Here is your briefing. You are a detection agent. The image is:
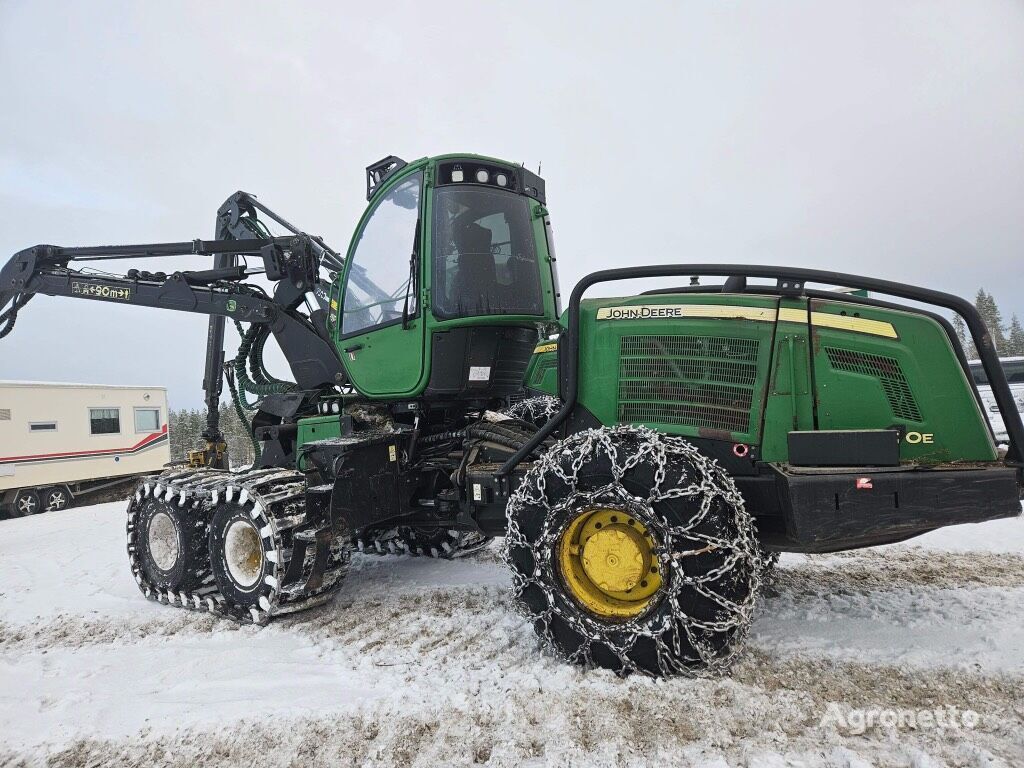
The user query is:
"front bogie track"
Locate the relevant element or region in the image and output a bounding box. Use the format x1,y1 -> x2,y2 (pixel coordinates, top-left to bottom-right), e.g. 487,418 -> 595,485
126,466 -> 350,625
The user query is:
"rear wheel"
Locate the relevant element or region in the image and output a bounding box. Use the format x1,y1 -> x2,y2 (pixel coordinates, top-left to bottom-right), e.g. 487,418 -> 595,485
505,425 -> 762,677
208,503 -> 274,611
42,486 -> 73,512
12,489 -> 41,517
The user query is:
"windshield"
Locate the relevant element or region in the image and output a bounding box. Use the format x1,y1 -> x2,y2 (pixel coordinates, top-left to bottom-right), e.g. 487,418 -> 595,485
341,173 -> 421,335
431,186 -> 543,319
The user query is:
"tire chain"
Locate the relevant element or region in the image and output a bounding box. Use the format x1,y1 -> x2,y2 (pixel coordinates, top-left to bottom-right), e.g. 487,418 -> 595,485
127,466 -> 350,625
504,395 -> 561,425
503,424 -> 764,677
760,550 -> 781,584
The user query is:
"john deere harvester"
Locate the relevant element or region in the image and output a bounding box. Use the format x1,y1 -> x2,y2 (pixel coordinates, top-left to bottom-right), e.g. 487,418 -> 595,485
1,153 -> 1021,677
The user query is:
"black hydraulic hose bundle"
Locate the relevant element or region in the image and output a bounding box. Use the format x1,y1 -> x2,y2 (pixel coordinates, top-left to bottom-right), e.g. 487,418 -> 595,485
227,320 -> 298,463
233,321 -> 295,400
225,368 -> 263,463
465,422 -> 541,453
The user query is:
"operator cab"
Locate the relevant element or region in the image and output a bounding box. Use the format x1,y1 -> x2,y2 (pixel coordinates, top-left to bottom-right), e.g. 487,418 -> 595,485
333,155 -> 559,403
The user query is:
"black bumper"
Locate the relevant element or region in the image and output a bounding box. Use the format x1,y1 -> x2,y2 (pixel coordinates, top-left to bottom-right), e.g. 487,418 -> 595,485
741,463 -> 1022,553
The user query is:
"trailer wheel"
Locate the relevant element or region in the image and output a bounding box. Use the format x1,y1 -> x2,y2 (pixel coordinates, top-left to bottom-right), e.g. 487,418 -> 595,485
42,486 -> 73,512
133,496 -> 210,591
12,489 -> 41,517
505,425 -> 762,677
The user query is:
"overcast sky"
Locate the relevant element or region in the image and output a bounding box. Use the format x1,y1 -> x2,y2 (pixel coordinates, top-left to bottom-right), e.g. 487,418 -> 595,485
2,1 -> 1023,409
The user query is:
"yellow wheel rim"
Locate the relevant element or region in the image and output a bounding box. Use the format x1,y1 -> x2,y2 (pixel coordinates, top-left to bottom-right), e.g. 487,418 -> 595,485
556,508 -> 663,620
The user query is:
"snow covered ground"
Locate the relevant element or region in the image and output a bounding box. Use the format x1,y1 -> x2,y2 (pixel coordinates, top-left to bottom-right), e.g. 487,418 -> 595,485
0,502 -> 1022,767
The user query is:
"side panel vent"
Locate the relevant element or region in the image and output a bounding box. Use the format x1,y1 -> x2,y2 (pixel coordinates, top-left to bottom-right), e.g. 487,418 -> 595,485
618,335 -> 760,434
824,347 -> 922,421
0,409 -> 9,421
529,356 -> 557,388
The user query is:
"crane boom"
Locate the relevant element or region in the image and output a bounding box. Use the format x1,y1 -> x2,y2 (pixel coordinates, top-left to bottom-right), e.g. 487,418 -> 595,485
0,195 -> 347,468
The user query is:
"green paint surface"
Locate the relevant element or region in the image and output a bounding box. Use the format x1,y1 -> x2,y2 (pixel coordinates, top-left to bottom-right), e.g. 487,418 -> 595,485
328,154 -> 559,400
529,292 -> 996,465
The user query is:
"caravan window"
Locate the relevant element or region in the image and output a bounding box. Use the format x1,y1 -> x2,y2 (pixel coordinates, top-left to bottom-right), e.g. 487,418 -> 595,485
134,408 -> 161,433
90,408 -> 120,435
29,422 -> 57,432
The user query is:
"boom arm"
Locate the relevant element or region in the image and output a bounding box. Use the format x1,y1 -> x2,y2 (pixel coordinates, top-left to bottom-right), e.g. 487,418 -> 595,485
0,236 -> 345,391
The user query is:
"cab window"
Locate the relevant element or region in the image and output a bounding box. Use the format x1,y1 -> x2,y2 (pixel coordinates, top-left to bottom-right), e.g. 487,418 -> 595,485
431,186 -> 543,319
341,172 -> 422,336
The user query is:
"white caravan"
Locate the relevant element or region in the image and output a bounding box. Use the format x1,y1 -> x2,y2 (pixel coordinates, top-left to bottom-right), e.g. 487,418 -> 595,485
967,357 -> 1024,444
0,381 -> 170,516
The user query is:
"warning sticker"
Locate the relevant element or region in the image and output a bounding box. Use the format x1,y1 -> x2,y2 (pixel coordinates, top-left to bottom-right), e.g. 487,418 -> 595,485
71,281 -> 133,301
468,366 -> 491,382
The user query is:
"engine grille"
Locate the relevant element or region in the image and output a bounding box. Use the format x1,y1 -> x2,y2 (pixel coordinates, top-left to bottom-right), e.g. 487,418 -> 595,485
529,355 -> 557,388
824,346 -> 922,421
617,335 -> 760,434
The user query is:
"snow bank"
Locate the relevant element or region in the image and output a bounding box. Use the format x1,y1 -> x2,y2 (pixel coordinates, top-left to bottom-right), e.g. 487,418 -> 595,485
0,502 -> 1021,767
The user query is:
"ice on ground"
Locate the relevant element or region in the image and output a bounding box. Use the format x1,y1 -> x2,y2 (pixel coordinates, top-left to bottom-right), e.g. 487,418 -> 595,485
0,501 -> 1021,767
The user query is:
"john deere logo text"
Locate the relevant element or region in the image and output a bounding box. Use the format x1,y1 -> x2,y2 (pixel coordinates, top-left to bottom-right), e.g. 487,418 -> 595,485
71,281 -> 133,301
598,306 -> 690,320
595,304 -> 777,322
904,431 -> 934,444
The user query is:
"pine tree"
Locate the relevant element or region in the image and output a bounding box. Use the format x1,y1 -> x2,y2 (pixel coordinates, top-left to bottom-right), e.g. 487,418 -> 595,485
974,289 -> 991,342
169,408 -> 185,461
971,289 -> 1008,355
218,400 -> 256,469
988,293 -> 1008,354
186,409 -> 204,454
1008,315 -> 1024,356
951,315 -> 977,359
167,403 -> 257,467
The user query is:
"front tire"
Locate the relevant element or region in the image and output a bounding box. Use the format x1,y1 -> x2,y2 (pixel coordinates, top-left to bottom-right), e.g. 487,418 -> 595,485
505,425 -> 762,677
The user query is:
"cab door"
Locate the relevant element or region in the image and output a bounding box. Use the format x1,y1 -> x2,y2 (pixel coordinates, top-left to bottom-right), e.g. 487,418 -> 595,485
336,170 -> 426,397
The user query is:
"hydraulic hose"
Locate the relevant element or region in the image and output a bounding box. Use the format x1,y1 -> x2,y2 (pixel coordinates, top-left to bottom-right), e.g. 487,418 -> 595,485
233,321 -> 295,398
227,320 -> 299,465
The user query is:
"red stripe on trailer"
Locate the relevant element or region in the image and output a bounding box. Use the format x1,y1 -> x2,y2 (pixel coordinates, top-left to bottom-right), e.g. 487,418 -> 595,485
0,424 -> 168,464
